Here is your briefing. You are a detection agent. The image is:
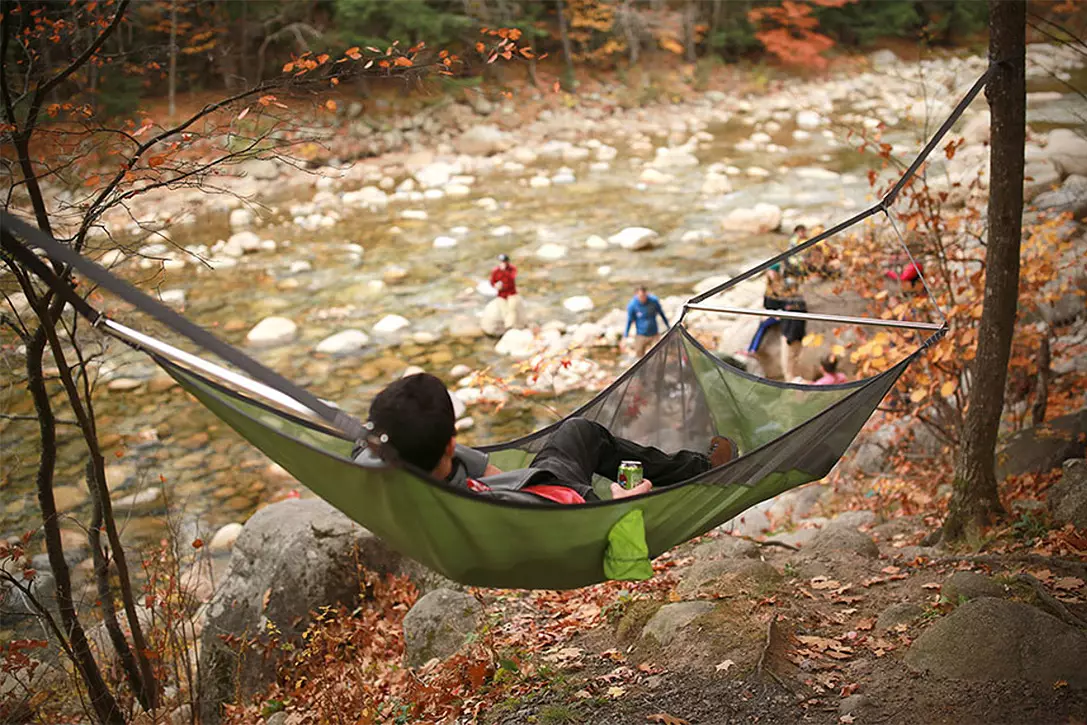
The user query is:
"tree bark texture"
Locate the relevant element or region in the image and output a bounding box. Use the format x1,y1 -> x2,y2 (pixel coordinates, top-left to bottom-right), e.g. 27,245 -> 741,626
555,0 -> 576,92
944,0 -> 1025,543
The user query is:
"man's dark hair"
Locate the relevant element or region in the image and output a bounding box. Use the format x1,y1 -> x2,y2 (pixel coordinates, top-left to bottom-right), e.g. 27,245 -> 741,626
636,285 -> 648,293
794,224 -> 808,234
369,373 -> 455,471
821,354 -> 839,374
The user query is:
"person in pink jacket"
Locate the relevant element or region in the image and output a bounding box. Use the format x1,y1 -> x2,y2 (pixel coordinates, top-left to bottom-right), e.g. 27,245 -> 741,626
813,354 -> 848,386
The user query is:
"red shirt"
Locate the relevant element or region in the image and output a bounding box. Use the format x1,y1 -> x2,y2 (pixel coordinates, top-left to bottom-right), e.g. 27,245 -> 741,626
490,264 -> 518,299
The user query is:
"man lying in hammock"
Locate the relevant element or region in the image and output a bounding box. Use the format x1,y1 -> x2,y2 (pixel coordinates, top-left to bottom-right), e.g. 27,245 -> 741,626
353,373 -> 739,505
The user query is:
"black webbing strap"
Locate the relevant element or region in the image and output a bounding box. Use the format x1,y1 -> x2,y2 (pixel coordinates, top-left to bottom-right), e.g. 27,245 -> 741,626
685,64 -> 995,308
0,212 -> 367,441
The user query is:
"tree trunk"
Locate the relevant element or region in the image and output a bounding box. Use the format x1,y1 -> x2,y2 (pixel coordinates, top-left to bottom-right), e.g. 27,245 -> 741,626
683,0 -> 698,64
23,322 -> 124,725
943,0 -> 1025,544
555,0 -> 576,92
168,0 -> 178,120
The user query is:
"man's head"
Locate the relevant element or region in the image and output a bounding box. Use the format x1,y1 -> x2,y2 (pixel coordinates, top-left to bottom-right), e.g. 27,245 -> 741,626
635,285 -> 648,303
793,224 -> 808,237
368,373 -> 455,473
821,354 -> 839,375
497,253 -> 510,268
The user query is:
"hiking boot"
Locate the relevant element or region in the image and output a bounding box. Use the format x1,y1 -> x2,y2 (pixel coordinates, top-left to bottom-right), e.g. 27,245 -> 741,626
709,435 -> 739,467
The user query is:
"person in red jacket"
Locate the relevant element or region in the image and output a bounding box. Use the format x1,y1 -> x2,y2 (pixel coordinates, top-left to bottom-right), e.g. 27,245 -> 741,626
483,253 -> 522,334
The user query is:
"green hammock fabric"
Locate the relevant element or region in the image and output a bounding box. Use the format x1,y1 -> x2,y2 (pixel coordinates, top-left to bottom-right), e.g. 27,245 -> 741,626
162,327 -> 912,590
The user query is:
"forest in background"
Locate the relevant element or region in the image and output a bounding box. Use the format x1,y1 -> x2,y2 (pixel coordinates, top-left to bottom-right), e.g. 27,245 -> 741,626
27,0 -> 1003,120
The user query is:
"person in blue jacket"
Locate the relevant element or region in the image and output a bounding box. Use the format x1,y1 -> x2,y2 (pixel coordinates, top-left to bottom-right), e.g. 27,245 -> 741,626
624,286 -> 670,357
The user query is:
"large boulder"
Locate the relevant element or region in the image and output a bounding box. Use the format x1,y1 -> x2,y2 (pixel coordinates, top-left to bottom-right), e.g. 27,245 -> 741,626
905,598 -> 1087,687
996,408 -> 1087,479
1048,458 -> 1087,529
401,588 -> 483,667
1033,174 -> 1087,219
803,527 -> 879,559
942,571 -> 1006,603
1023,159 -> 1062,202
198,499 -> 448,724
641,602 -> 715,646
1044,128 -> 1087,177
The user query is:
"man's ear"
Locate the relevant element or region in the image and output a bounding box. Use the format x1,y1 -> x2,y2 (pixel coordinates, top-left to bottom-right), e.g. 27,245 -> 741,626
445,437 -> 456,458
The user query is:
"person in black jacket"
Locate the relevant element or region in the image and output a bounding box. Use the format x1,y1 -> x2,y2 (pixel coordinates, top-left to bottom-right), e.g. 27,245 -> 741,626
354,373 -> 738,505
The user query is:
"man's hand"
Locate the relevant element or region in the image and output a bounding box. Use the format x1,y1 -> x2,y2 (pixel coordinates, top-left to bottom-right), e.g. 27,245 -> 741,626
483,463 -> 503,477
610,479 -> 653,499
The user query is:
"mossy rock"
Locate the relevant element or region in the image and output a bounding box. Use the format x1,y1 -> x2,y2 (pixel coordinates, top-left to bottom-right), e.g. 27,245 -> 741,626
615,598 -> 664,643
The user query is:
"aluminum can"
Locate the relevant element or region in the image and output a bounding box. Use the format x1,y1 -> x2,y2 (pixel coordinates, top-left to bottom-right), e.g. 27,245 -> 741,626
617,460 -> 644,490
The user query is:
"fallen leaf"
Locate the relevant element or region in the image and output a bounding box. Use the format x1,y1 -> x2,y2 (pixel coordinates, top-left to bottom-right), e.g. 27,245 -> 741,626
1053,577 -> 1084,591
811,576 -> 841,590
840,682 -> 860,697
855,618 -> 875,631
840,715 -> 856,724
1054,679 -> 1068,690
647,714 -> 689,725
881,565 -> 901,575
921,582 -> 941,590
607,686 -> 626,699
715,659 -> 735,672
574,689 -> 592,699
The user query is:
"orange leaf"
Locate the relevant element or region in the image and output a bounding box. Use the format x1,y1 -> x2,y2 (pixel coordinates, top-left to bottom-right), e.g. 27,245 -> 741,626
282,61 -> 294,73
647,714 -> 689,725
325,99 -> 337,111
148,155 -> 166,168
84,175 -> 100,187
393,56 -> 413,67
316,53 -> 329,64
476,41 -> 485,53
910,387 -> 927,403
940,380 -> 957,398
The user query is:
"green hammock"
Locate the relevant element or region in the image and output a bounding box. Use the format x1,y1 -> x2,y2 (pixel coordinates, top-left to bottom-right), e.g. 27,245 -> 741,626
154,332 -> 911,590
0,67 -> 991,590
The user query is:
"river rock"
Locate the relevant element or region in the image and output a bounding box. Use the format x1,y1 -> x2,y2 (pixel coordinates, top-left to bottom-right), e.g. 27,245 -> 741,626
342,186 -> 388,210
1047,458 -> 1087,529
905,597 -> 1087,686
433,235 -> 458,249
868,48 -> 898,69
641,602 -> 715,646
208,523 -> 244,553
316,329 -> 370,354
228,208 -> 253,230
585,234 -> 608,249
796,110 -> 823,129
454,125 -> 508,156
414,162 -> 457,188
563,296 -> 594,313
450,364 -> 471,378
494,328 -> 535,358
529,175 -> 551,188
1023,159 -> 1062,201
639,168 -> 673,184
1033,174 -> 1087,218
112,487 -> 166,515
223,231 -> 261,257
961,111 -> 990,145
650,146 -> 699,169
199,499 -> 451,723
607,227 -> 659,250
676,557 -> 781,598
160,289 -> 186,308
536,243 -> 567,260
700,173 -> 732,195
720,203 -> 782,234
238,158 -> 279,181
246,317 -> 298,346
402,588 -> 483,667
1044,128 -> 1087,177
372,315 -> 410,334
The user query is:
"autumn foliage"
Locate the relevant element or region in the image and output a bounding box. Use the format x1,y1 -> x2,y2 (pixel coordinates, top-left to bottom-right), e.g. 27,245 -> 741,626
748,0 -> 857,69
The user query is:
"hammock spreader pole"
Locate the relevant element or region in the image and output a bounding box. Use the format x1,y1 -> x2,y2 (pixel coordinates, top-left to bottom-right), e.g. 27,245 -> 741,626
102,319 -> 348,437
684,303 -> 946,332
0,211 -> 367,441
